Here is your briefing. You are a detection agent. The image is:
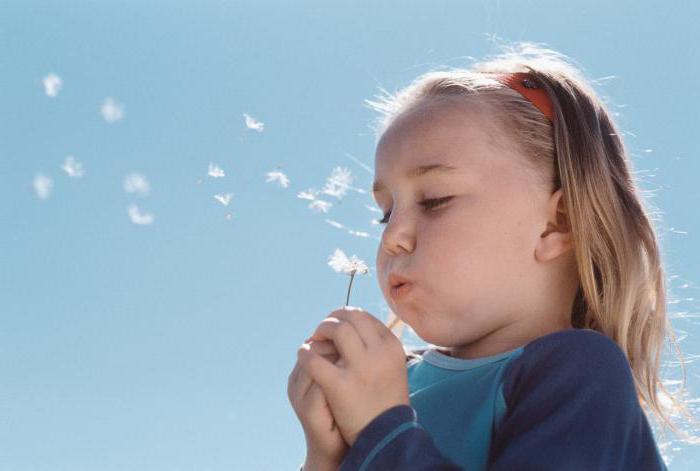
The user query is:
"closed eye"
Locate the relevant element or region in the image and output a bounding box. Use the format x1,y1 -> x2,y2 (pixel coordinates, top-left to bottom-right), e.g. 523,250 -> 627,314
377,196 -> 454,225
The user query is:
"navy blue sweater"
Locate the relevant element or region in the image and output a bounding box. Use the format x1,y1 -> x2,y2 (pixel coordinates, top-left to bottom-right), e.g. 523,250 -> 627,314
332,328 -> 667,470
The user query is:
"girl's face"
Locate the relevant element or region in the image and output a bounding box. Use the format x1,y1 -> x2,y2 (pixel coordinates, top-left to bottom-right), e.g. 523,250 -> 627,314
373,99 -> 575,358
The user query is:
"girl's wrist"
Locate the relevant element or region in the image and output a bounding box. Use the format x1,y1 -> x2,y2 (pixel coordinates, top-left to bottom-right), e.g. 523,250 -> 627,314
302,454 -> 340,471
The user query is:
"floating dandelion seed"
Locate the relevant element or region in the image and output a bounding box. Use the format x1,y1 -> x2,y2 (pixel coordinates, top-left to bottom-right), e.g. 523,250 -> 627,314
297,188 -> 319,201
61,155 -> 85,178
243,113 -> 264,132
309,199 -> 332,213
348,230 -> 370,238
328,248 -> 369,306
127,204 -> 154,225
208,163 -> 225,178
325,219 -> 345,229
123,173 -> 150,196
33,173 -> 53,200
214,193 -> 233,206
321,166 -> 353,200
101,97 -> 125,123
265,169 -> 290,188
42,73 -> 63,97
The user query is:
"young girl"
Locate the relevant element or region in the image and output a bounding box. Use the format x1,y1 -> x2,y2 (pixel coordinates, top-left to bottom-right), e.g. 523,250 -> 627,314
288,43 -> 695,470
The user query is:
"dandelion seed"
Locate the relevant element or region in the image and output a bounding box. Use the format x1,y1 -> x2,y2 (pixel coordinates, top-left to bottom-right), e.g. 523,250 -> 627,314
321,166 -> 353,199
33,173 -> 53,200
61,155 -> 85,178
42,73 -> 62,97
365,204 -> 382,214
297,189 -> 319,201
309,199 -> 332,213
265,169 -> 290,188
123,173 -> 150,196
225,213 -> 232,220
127,204 -> 154,225
243,113 -> 264,132
328,248 -> 369,306
208,163 -> 225,178
325,219 -> 344,229
348,230 -> 370,238
101,97 -> 125,123
214,193 -> 233,206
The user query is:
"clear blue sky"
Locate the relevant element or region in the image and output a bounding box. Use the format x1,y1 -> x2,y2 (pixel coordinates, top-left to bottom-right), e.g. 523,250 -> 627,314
2,1 -> 700,469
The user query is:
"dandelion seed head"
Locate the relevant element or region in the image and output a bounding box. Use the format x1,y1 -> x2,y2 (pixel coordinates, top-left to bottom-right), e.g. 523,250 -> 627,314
328,248 -> 368,276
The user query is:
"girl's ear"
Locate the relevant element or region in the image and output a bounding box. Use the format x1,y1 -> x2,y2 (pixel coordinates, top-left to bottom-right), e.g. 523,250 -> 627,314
535,188 -> 574,263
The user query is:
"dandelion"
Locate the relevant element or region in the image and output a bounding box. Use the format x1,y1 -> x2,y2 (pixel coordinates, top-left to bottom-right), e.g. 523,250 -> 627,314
327,248 -> 369,306
42,73 -> 62,97
61,155 -> 85,178
208,163 -> 225,178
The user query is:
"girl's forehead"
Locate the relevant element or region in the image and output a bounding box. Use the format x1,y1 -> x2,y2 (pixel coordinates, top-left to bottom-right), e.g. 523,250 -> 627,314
375,108 -> 493,170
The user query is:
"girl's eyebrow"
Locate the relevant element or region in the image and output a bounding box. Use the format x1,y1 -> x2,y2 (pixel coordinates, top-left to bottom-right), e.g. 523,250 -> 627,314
371,163 -> 459,194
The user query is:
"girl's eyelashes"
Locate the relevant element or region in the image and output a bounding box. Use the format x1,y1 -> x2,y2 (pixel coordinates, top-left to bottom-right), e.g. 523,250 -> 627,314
377,196 -> 454,225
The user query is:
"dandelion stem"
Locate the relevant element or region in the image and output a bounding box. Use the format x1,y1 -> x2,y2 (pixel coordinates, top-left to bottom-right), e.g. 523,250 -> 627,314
345,271 -> 356,306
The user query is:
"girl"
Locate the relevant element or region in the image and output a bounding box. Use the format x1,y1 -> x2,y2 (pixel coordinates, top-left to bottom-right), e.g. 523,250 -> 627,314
288,43 -> 696,470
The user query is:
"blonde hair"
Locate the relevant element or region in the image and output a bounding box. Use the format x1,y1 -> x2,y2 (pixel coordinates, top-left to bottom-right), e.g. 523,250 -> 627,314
371,42 -> 699,445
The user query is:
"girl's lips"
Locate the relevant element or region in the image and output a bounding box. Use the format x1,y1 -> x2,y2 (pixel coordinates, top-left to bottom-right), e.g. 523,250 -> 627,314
391,282 -> 413,301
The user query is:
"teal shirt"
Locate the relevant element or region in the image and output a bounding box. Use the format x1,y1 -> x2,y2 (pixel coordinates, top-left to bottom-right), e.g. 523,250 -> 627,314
407,345 -> 525,470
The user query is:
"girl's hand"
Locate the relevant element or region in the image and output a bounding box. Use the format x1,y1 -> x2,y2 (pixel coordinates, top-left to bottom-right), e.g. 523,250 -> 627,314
297,306 -> 411,447
288,339 -> 349,469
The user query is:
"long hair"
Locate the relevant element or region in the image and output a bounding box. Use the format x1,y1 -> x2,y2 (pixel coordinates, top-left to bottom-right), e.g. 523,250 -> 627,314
371,42 -> 699,444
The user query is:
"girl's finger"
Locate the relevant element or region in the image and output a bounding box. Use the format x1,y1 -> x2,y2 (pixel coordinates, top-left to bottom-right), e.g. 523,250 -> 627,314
306,339 -> 339,356
297,342 -> 343,392
296,341 -> 340,400
329,307 -> 387,347
308,318 -> 365,367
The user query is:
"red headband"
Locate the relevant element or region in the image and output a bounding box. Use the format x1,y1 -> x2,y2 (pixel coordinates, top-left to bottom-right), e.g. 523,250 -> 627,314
483,72 -> 554,122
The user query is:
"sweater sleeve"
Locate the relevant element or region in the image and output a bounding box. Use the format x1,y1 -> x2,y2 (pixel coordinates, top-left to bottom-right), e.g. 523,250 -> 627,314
487,329 -> 667,471
339,404 -> 463,471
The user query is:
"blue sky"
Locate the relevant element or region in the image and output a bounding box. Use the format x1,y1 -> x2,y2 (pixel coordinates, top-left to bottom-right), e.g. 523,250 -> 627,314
2,1 -> 700,469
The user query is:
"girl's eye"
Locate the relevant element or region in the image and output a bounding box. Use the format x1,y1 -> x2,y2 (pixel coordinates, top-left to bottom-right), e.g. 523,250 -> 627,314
377,196 -> 454,225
